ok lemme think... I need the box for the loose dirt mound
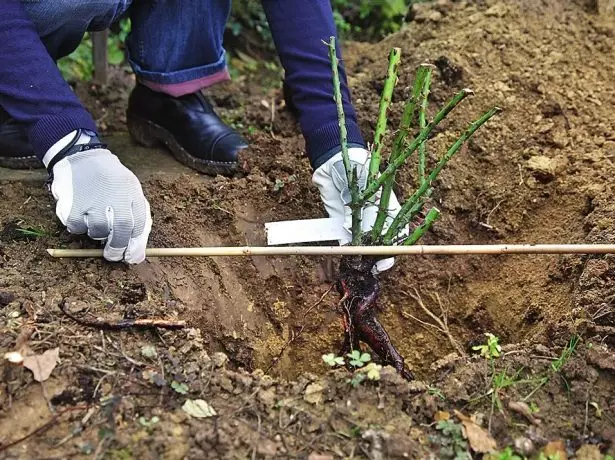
[1,0,615,458]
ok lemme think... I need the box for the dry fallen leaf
[434,411,451,422]
[508,400,540,424]
[23,348,59,382]
[454,410,497,453]
[543,440,568,460]
[182,399,217,418]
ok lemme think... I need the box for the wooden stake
[47,244,615,258]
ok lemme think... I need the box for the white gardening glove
[44,130,152,264]
[312,147,406,274]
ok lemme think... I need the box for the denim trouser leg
[127,0,233,97]
[21,0,132,60]
[22,0,232,97]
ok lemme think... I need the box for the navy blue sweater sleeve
[261,0,366,170]
[0,1,97,159]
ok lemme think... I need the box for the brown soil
[2,0,615,458]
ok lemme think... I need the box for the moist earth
[1,0,615,458]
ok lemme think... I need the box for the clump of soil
[2,0,615,457]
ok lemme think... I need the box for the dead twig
[59,302,186,331]
[107,338,147,367]
[55,406,98,448]
[264,284,334,374]
[403,288,466,357]
[0,406,88,453]
[15,300,37,351]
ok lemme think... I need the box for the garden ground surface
[1,0,615,458]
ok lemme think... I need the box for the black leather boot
[127,84,248,176]
[0,107,41,169]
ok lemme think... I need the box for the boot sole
[0,155,43,170]
[127,114,240,176]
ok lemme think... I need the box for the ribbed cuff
[305,119,366,170]
[28,108,98,160]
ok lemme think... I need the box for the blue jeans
[22,0,231,88]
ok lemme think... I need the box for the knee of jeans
[23,0,129,37]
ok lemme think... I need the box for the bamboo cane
[47,244,615,258]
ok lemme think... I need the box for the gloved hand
[312,147,406,273]
[44,130,151,263]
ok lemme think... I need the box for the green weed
[322,353,345,367]
[429,419,470,460]
[15,226,47,238]
[489,447,523,460]
[523,335,579,401]
[347,350,371,367]
[428,385,446,400]
[473,332,502,360]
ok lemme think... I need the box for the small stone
[430,353,461,372]
[0,292,15,307]
[385,434,421,458]
[307,453,334,460]
[525,156,564,183]
[587,346,615,371]
[514,436,535,456]
[407,380,429,393]
[234,373,253,388]
[259,375,275,389]
[412,3,443,22]
[509,401,540,425]
[212,352,228,368]
[218,376,234,393]
[543,440,567,460]
[493,81,512,92]
[257,388,276,407]
[303,382,325,405]
[485,4,508,17]
[596,0,615,15]
[575,444,602,460]
[256,440,278,456]
[534,344,551,355]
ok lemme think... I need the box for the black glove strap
[46,142,108,173]
[45,129,107,187]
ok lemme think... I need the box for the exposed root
[403,288,466,357]
[265,284,334,374]
[337,256,414,381]
[0,406,89,453]
[59,301,186,331]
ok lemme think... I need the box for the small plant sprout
[347,350,371,368]
[361,362,382,381]
[428,386,446,401]
[529,401,540,414]
[430,419,470,460]
[523,335,580,401]
[138,416,160,429]
[322,353,345,367]
[171,381,189,395]
[550,335,579,372]
[349,373,366,388]
[537,454,562,460]
[15,226,47,238]
[348,362,383,388]
[325,36,499,380]
[473,333,502,360]
[489,447,523,460]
